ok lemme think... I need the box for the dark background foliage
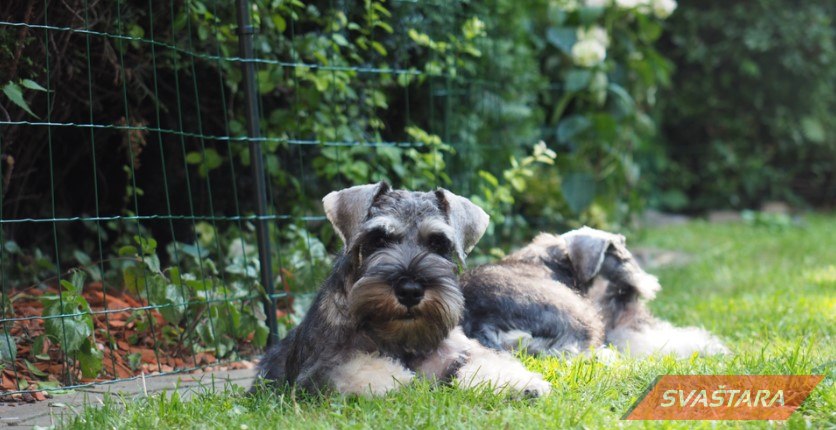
[1,0,832,283]
[654,0,835,211]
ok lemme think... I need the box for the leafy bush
[655,0,836,211]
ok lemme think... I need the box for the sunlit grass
[64,214,836,429]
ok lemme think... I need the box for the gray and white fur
[461,227,729,358]
[253,182,551,397]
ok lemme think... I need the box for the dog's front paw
[519,376,552,398]
[329,353,415,396]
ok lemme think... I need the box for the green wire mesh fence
[0,0,530,396]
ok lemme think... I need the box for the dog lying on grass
[461,227,729,358]
[253,182,550,397]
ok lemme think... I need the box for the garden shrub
[0,0,679,380]
[654,0,836,211]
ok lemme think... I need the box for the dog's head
[323,181,489,355]
[562,227,660,302]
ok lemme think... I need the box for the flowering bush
[490,0,677,230]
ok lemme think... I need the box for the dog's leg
[418,328,551,396]
[328,352,415,396]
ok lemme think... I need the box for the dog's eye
[426,233,453,256]
[361,229,393,254]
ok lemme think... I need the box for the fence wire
[0,0,514,396]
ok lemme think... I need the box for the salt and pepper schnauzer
[253,182,551,397]
[462,227,729,358]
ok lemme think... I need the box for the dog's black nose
[395,281,424,308]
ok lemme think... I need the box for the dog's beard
[348,250,463,356]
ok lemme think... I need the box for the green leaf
[545,27,576,54]
[557,115,592,143]
[3,81,39,118]
[186,149,223,177]
[41,293,93,355]
[77,338,103,378]
[143,254,161,274]
[371,41,388,56]
[123,264,143,295]
[478,170,499,187]
[179,243,209,260]
[33,335,47,359]
[800,117,825,143]
[4,241,21,254]
[590,114,617,142]
[578,7,605,25]
[564,69,592,92]
[607,83,635,117]
[149,283,187,325]
[73,250,93,266]
[36,380,61,389]
[25,359,47,377]
[195,222,216,246]
[126,352,142,370]
[59,279,78,295]
[20,79,48,92]
[185,152,203,164]
[134,235,157,255]
[271,14,287,32]
[637,14,663,42]
[118,245,138,256]
[128,24,145,39]
[69,269,86,292]
[562,172,596,214]
[0,333,15,362]
[253,321,269,348]
[509,176,526,193]
[332,34,349,47]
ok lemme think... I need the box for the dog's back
[461,235,604,356]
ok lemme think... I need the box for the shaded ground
[2,283,256,397]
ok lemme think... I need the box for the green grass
[65,214,836,429]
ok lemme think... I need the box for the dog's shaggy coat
[461,227,729,358]
[254,182,550,396]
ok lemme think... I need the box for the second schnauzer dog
[254,182,551,397]
[461,227,729,358]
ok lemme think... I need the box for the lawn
[65,214,835,429]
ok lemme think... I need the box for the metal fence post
[235,0,280,346]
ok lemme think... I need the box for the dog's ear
[435,189,490,263]
[562,226,614,284]
[322,181,390,246]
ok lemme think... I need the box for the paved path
[0,369,256,428]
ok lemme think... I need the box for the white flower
[584,0,611,8]
[577,25,610,48]
[571,39,607,67]
[651,0,677,18]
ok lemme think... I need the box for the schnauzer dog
[253,182,551,397]
[461,227,729,358]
